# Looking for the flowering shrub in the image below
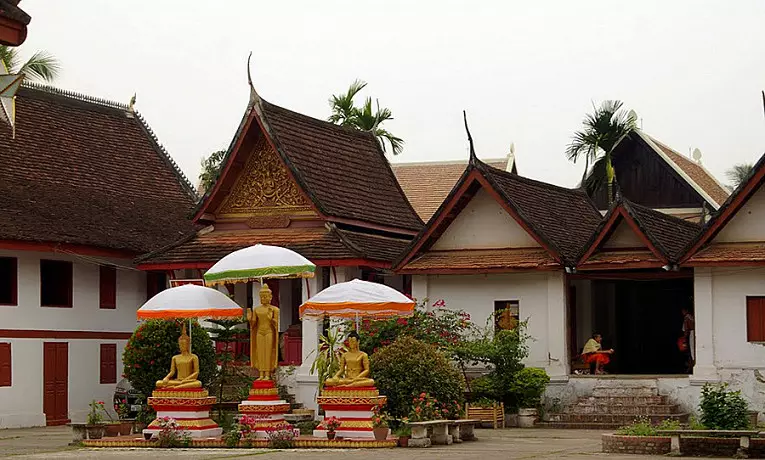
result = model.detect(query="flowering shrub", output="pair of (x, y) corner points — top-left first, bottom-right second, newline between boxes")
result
(223, 414), (264, 447)
(355, 300), (475, 357)
(264, 422), (296, 449)
(320, 416), (341, 432)
(122, 320), (215, 398)
(371, 336), (465, 418)
(87, 400), (106, 425)
(408, 392), (462, 421)
(114, 399), (130, 419)
(372, 404), (389, 428)
(156, 416), (191, 448)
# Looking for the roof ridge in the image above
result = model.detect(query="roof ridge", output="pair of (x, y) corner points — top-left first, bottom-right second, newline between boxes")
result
(22, 82), (130, 111)
(624, 199), (701, 231)
(391, 158), (508, 167)
(260, 98), (381, 140)
(133, 111), (198, 200)
(479, 160), (591, 197)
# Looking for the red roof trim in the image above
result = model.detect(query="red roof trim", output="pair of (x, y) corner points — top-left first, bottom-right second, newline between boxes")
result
(0, 240), (137, 259)
(398, 266), (560, 275)
(0, 16), (27, 47)
(575, 260), (665, 271)
(681, 161), (765, 263)
(137, 258), (389, 272)
(577, 207), (669, 267)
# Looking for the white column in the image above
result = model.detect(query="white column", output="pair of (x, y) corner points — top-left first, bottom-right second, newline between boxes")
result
(411, 275), (428, 308)
(296, 273), (322, 413)
(546, 272), (568, 379)
(692, 267), (719, 383)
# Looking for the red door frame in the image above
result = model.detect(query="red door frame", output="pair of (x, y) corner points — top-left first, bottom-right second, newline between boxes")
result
(43, 342), (69, 426)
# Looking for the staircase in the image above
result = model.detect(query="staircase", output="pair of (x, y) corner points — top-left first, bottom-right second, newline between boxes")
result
(542, 380), (689, 429)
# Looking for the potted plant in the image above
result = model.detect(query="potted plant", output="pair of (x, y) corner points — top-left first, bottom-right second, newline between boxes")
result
(114, 401), (133, 436)
(134, 405), (154, 434)
(509, 368), (550, 428)
(320, 416), (341, 440)
(85, 400), (106, 439)
(372, 404), (390, 441)
(394, 419), (411, 447)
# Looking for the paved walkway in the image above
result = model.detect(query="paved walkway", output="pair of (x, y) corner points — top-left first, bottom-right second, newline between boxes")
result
(0, 426), (685, 459)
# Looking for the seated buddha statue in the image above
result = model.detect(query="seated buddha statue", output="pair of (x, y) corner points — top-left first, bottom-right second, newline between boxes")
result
(155, 326), (202, 390)
(324, 331), (375, 388)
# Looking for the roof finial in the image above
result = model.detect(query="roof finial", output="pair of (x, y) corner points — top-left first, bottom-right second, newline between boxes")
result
(246, 51), (258, 102)
(463, 110), (477, 164)
(128, 92), (136, 112)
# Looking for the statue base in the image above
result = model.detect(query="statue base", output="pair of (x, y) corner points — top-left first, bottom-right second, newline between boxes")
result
(144, 388), (222, 438)
(238, 380), (291, 437)
(313, 386), (389, 439)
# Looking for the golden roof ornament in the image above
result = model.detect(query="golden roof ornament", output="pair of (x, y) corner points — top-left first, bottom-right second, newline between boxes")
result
(0, 59), (23, 138)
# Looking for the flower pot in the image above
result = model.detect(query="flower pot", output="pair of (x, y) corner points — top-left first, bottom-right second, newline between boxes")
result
(327, 431), (336, 440)
(398, 435), (410, 447)
(518, 408), (538, 428)
(104, 423), (121, 437)
(118, 421), (132, 436)
(373, 427), (388, 441)
(85, 425), (105, 440)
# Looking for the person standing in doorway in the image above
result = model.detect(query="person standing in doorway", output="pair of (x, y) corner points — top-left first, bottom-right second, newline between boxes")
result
(681, 307), (695, 373)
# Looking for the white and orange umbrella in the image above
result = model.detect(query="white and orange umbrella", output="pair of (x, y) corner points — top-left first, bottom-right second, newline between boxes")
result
(137, 284), (243, 320)
(299, 279), (415, 324)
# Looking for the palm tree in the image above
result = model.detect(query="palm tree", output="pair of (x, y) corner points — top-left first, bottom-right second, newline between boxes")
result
(328, 80), (404, 155)
(0, 46), (60, 83)
(725, 163), (754, 190)
(566, 100), (637, 204)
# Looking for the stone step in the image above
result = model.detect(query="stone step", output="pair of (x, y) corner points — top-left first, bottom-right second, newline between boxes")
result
(592, 379), (658, 389)
(591, 387), (658, 397)
(582, 395), (667, 405)
(566, 403), (680, 415)
(546, 412), (689, 426)
(536, 421), (627, 430)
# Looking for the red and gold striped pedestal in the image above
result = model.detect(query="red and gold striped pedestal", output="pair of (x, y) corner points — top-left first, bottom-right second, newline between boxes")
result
(238, 380), (291, 437)
(144, 388), (222, 438)
(314, 387), (389, 439)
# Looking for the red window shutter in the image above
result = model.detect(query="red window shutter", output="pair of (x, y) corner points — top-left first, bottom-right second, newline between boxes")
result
(0, 343), (11, 387)
(100, 344), (117, 384)
(99, 266), (117, 309)
(747, 297), (765, 342)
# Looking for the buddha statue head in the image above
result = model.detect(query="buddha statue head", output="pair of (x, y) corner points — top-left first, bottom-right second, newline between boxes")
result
(259, 283), (273, 306)
(347, 330), (360, 351)
(178, 327), (191, 354)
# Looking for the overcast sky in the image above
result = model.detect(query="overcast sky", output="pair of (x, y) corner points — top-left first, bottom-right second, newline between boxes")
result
(19, 0), (765, 189)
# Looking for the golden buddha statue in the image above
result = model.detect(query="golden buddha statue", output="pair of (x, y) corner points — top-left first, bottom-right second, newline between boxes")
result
(324, 331), (375, 388)
(155, 326), (202, 389)
(247, 284), (279, 380)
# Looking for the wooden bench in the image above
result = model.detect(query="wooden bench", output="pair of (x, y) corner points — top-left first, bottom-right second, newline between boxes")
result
(658, 430), (760, 456)
(465, 402), (505, 428)
(448, 419), (481, 443)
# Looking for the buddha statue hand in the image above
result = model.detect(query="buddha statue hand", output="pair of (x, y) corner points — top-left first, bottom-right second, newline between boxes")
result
(324, 376), (375, 388)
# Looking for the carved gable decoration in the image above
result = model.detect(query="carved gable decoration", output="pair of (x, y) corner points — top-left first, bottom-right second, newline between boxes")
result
(216, 137), (314, 218)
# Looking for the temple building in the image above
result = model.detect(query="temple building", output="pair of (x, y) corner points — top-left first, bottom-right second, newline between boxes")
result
(137, 83), (423, 408)
(0, 84), (197, 427)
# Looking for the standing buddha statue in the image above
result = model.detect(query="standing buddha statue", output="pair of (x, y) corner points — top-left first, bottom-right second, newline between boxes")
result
(247, 284), (279, 380)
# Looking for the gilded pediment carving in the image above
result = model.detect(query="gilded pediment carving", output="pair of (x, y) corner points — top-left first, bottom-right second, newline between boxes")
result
(216, 137), (313, 217)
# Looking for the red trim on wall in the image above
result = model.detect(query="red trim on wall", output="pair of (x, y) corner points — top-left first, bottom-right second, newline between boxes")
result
(0, 240), (137, 259)
(0, 330), (133, 340)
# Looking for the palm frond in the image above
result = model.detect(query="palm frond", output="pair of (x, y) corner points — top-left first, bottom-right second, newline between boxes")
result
(328, 79), (367, 126)
(18, 50), (60, 82)
(725, 163), (754, 189)
(375, 128), (404, 155)
(584, 156), (608, 196)
(0, 45), (18, 72)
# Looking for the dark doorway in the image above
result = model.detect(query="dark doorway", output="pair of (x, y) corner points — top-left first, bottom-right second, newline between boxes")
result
(43, 342), (68, 425)
(571, 275), (692, 375)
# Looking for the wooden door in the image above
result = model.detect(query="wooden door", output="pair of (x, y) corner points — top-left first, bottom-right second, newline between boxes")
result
(43, 342), (69, 425)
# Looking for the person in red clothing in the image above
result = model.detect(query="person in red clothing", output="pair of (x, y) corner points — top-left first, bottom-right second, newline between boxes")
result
(582, 333), (614, 375)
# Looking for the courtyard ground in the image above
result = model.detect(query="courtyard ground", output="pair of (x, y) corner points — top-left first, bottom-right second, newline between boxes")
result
(0, 426), (692, 459)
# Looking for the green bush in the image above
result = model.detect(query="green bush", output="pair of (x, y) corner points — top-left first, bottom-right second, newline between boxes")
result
(371, 336), (465, 419)
(296, 420), (320, 435)
(469, 375), (501, 402)
(506, 367), (550, 410)
(123, 320), (216, 398)
(616, 418), (657, 436)
(699, 384), (751, 430)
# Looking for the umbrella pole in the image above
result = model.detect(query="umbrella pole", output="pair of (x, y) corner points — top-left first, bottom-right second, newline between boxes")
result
(355, 312), (360, 332)
(189, 318), (192, 354)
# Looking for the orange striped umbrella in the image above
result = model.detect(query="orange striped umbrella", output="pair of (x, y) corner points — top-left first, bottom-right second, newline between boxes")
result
(299, 279), (414, 319)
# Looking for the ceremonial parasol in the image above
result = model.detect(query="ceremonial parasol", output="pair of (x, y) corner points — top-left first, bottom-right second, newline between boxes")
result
(137, 284), (244, 349)
(203, 244), (315, 286)
(299, 279), (415, 329)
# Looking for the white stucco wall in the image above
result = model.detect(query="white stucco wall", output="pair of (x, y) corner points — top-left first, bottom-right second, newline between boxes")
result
(413, 272), (568, 378)
(715, 186), (765, 243)
(602, 220), (647, 249)
(431, 189), (540, 250)
(0, 250), (144, 428)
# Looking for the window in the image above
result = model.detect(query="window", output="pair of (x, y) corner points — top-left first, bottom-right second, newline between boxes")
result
(0, 343), (10, 386)
(99, 266), (117, 309)
(146, 271), (167, 300)
(747, 297), (765, 342)
(495, 300), (520, 331)
(99, 344), (117, 384)
(0, 257), (17, 306)
(40, 260), (73, 308)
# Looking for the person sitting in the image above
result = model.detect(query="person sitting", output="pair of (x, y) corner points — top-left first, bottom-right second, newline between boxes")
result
(581, 333), (614, 375)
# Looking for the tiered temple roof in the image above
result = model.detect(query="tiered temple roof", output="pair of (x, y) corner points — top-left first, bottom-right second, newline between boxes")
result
(0, 84), (197, 255)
